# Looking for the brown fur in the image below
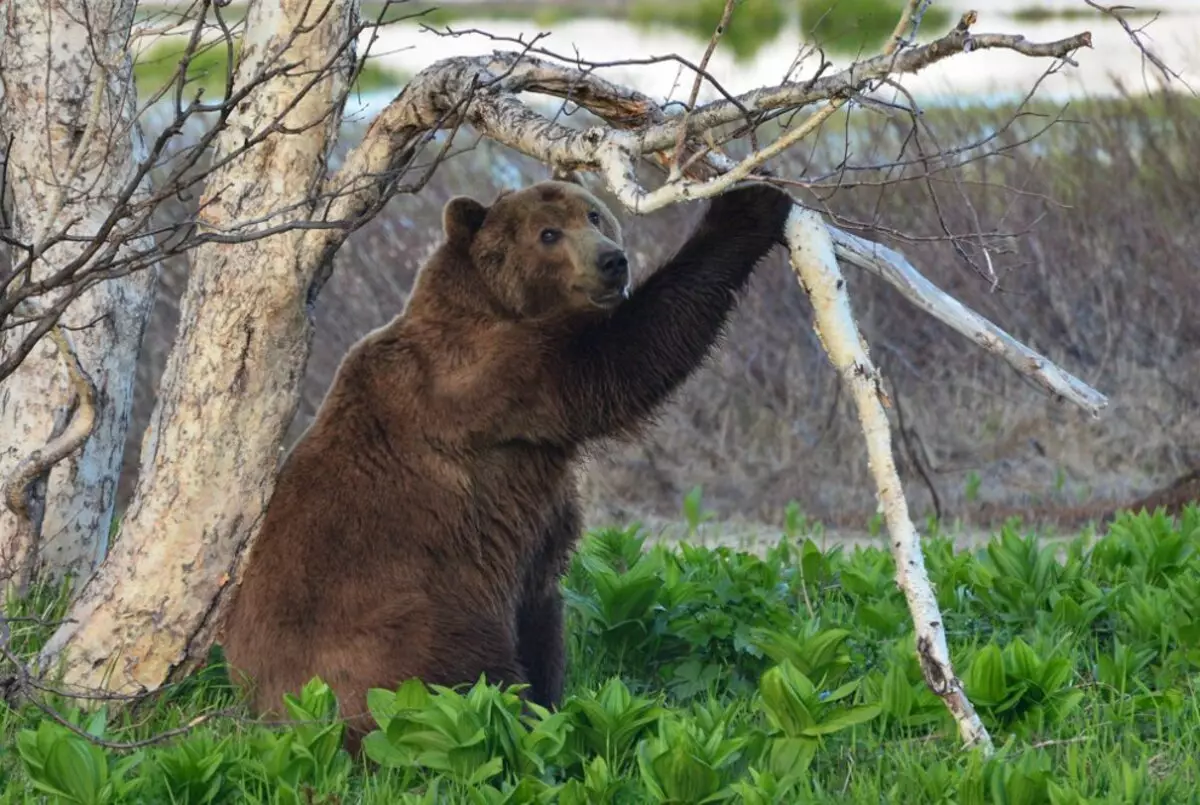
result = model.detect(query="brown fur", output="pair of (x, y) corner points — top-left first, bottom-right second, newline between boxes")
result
(220, 178), (794, 752)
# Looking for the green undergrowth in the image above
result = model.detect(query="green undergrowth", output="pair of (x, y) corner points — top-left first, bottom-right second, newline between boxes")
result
(2, 505), (1199, 803)
(132, 39), (406, 100)
(797, 0), (949, 53)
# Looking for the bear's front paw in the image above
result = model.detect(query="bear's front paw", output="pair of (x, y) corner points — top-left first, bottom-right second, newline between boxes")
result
(708, 182), (795, 239)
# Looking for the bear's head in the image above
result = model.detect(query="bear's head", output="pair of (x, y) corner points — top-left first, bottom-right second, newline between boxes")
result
(441, 178), (629, 319)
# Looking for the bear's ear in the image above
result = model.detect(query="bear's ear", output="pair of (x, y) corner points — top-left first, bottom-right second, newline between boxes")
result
(443, 196), (489, 243)
(550, 167), (585, 186)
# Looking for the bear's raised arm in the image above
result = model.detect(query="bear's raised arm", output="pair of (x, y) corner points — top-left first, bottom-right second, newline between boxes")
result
(558, 183), (795, 443)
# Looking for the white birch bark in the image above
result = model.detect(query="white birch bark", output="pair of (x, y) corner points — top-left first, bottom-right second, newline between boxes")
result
(36, 0), (360, 694)
(786, 206), (993, 752)
(0, 0), (158, 593)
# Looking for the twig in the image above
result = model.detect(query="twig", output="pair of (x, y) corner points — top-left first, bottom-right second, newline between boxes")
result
(1082, 0), (1195, 94)
(670, 0), (737, 180)
(891, 380), (943, 523)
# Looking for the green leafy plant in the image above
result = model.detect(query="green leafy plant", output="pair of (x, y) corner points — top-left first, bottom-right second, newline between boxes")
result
(363, 676), (567, 785)
(16, 710), (144, 805)
(963, 638), (1084, 735)
(635, 708), (749, 804)
(3, 505), (1200, 802)
(757, 659), (880, 782)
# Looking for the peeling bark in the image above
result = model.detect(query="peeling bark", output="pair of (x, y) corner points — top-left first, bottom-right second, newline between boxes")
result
(37, 0), (360, 694)
(0, 0), (159, 592)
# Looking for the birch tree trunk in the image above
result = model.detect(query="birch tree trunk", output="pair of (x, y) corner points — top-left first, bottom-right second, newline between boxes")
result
(0, 0), (158, 593)
(36, 0), (361, 695)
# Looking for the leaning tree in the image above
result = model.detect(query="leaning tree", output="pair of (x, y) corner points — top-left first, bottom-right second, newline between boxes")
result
(0, 0), (1185, 752)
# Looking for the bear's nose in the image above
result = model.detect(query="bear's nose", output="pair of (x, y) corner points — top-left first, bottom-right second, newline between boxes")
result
(598, 250), (628, 280)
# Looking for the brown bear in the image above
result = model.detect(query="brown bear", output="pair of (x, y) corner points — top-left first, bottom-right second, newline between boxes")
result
(220, 176), (794, 752)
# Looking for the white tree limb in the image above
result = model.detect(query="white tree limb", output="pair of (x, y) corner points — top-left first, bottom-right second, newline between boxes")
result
(591, 27), (1093, 154)
(829, 227), (1109, 417)
(786, 205), (994, 753)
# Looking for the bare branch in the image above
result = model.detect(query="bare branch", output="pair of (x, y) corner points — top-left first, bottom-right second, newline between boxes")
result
(632, 26), (1093, 154)
(829, 225), (1109, 416)
(670, 0), (737, 180)
(1082, 0), (1196, 93)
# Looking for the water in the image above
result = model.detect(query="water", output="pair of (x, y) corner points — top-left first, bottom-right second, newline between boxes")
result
(345, 0), (1200, 117)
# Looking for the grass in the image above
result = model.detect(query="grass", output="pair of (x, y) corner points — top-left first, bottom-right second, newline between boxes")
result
(132, 39), (407, 100)
(798, 0), (950, 53)
(1010, 5), (1165, 24)
(2, 504), (1199, 802)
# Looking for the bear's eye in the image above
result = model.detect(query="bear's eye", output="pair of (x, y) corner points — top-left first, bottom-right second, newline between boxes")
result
(540, 228), (561, 245)
(587, 210), (602, 226)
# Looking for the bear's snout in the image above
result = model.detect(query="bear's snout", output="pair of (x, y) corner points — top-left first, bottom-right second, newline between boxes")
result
(596, 249), (630, 294)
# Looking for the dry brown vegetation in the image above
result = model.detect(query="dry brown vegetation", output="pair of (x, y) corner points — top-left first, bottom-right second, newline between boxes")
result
(119, 90), (1200, 536)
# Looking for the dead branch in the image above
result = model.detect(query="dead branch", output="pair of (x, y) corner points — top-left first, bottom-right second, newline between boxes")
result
(1082, 0), (1196, 93)
(829, 226), (1108, 416)
(786, 204), (991, 750)
(670, 0), (737, 180)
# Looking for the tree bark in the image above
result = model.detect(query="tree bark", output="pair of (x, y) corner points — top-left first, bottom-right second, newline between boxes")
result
(0, 0), (158, 593)
(36, 0), (360, 694)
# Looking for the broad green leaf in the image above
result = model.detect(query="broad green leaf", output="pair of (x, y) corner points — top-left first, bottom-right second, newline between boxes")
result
(767, 737), (817, 780)
(45, 737), (103, 805)
(965, 643), (1007, 705)
(804, 704), (881, 736)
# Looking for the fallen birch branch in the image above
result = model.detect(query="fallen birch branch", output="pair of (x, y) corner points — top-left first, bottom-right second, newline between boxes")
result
(829, 227), (1109, 417)
(786, 203), (994, 753)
